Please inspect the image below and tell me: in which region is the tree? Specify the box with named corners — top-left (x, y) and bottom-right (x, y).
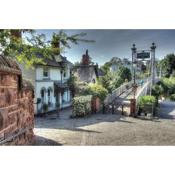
top-left (112, 66), bottom-right (132, 89)
top-left (0, 29), bottom-right (95, 68)
top-left (158, 54), bottom-right (175, 77)
top-left (100, 62), bottom-right (111, 74)
top-left (98, 71), bottom-right (113, 93)
top-left (51, 30), bottom-right (95, 54)
top-left (0, 30), bottom-right (54, 67)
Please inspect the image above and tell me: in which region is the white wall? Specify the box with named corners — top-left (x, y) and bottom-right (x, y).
top-left (50, 68), bottom-right (61, 81)
top-left (36, 67), bottom-right (44, 80)
top-left (35, 81), bottom-right (54, 102)
top-left (35, 65), bottom-right (72, 113)
top-left (36, 66), bottom-right (71, 81)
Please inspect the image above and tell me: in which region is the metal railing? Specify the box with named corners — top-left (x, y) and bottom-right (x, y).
top-left (104, 80), bottom-right (133, 105)
top-left (135, 77), bottom-right (160, 106)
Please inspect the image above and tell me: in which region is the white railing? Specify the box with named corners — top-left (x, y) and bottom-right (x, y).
top-left (104, 81), bottom-right (133, 105)
top-left (135, 77), bottom-right (160, 105)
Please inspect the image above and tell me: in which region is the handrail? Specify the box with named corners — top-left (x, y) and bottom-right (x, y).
top-left (104, 80), bottom-right (133, 105)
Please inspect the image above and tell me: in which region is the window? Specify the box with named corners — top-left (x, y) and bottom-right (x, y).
top-left (43, 68), bottom-right (49, 78)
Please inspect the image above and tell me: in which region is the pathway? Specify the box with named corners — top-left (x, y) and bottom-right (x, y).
top-left (34, 107), bottom-right (175, 145)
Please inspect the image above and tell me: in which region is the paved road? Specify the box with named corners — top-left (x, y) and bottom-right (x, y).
top-left (158, 100), bottom-right (175, 119)
top-left (34, 107), bottom-right (175, 146)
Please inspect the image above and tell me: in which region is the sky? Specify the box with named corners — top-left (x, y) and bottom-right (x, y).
top-left (36, 29), bottom-right (175, 65)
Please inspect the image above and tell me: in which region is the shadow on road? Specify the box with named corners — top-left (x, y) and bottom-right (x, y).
top-left (34, 135), bottom-right (62, 146)
top-left (35, 108), bottom-right (134, 132)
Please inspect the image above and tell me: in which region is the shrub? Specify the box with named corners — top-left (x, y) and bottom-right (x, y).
top-left (83, 83), bottom-right (108, 101)
top-left (160, 77), bottom-right (175, 95)
top-left (138, 95), bottom-right (156, 108)
top-left (72, 95), bottom-right (92, 117)
top-left (170, 94), bottom-right (175, 101)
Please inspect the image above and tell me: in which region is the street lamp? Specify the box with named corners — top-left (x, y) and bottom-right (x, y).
top-left (130, 44), bottom-right (137, 117)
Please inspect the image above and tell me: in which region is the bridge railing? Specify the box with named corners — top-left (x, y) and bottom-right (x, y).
top-left (135, 77), bottom-right (160, 107)
top-left (104, 80), bottom-right (133, 105)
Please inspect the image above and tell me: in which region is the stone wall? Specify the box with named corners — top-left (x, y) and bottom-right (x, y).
top-left (0, 73), bottom-right (34, 145)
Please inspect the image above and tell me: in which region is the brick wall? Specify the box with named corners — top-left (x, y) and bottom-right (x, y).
top-left (0, 73), bottom-right (34, 145)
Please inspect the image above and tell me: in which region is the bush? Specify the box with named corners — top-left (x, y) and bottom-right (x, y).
top-left (83, 83), bottom-right (108, 101)
top-left (170, 94), bottom-right (175, 101)
top-left (160, 77), bottom-right (175, 96)
top-left (72, 95), bottom-right (92, 117)
top-left (138, 96), bottom-right (156, 108)
top-left (138, 96), bottom-right (156, 115)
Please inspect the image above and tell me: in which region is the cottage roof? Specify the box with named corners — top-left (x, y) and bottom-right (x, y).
top-left (36, 54), bottom-right (73, 68)
top-left (0, 55), bottom-right (21, 75)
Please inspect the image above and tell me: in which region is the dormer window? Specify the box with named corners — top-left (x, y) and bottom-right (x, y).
top-left (43, 68), bottom-right (49, 79)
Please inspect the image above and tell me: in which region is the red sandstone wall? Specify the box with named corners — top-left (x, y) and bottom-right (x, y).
top-left (0, 73), bottom-right (34, 145)
top-left (91, 97), bottom-right (101, 113)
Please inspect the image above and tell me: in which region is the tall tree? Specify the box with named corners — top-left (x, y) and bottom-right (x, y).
top-left (0, 29), bottom-right (55, 68)
top-left (159, 54), bottom-right (175, 77)
top-left (51, 30), bottom-right (95, 54)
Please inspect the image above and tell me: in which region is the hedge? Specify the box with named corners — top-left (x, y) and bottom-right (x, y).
top-left (72, 95), bottom-right (92, 117)
top-left (138, 95), bottom-right (156, 115)
top-left (138, 95), bottom-right (156, 108)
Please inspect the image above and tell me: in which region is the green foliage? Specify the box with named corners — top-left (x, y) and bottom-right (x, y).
top-left (0, 29), bottom-right (95, 68)
top-left (100, 62), bottom-right (111, 74)
top-left (83, 83), bottom-right (108, 101)
top-left (158, 54), bottom-right (175, 77)
top-left (138, 96), bottom-right (156, 108)
top-left (98, 71), bottom-right (113, 93)
top-left (72, 95), bottom-right (92, 117)
top-left (170, 94), bottom-right (175, 101)
top-left (112, 66), bottom-right (132, 89)
top-left (152, 84), bottom-right (164, 97)
top-left (0, 30), bottom-right (53, 68)
top-left (51, 30), bottom-right (95, 50)
top-left (160, 77), bottom-right (175, 96)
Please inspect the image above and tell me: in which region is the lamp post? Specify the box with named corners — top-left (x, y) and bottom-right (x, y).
top-left (130, 44), bottom-right (137, 117)
top-left (150, 42), bottom-right (156, 95)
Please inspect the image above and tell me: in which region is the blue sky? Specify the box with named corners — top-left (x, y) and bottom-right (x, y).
top-left (35, 29), bottom-right (175, 65)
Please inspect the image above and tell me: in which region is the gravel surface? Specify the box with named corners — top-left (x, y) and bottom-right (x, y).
top-left (34, 103), bottom-right (175, 146)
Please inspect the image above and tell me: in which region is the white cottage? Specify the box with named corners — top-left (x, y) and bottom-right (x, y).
top-left (20, 54), bottom-right (72, 114)
top-left (35, 55), bottom-right (72, 114)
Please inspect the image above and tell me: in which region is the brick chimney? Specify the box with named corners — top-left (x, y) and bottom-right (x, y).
top-left (82, 49), bottom-right (90, 65)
